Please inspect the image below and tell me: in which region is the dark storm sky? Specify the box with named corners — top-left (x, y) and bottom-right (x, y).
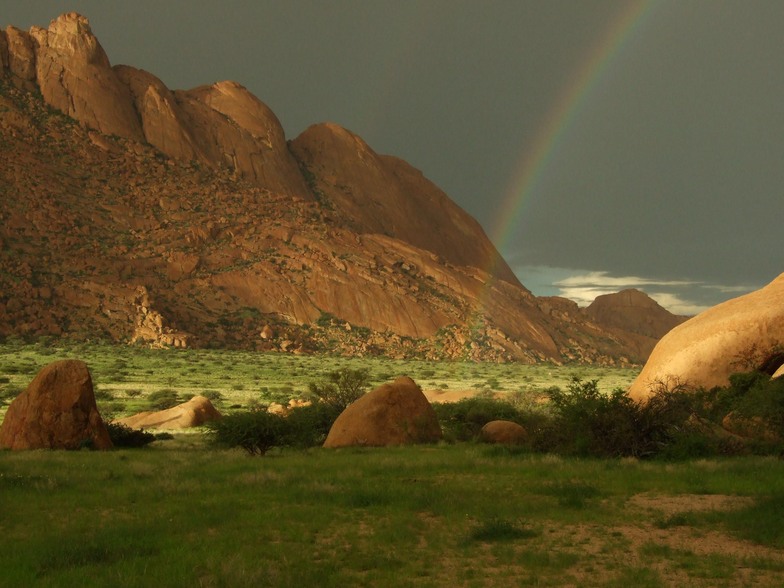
top-left (4, 1), bottom-right (782, 314)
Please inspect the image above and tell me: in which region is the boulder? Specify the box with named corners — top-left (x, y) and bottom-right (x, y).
top-left (0, 359), bottom-right (112, 450)
top-left (115, 395), bottom-right (221, 429)
top-left (629, 273), bottom-right (784, 401)
top-left (479, 420), bottom-right (527, 445)
top-left (323, 376), bottom-right (442, 448)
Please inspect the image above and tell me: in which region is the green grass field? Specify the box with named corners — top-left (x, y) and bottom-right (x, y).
top-left (4, 342), bottom-right (784, 586)
top-left (3, 443), bottom-right (784, 587)
top-left (0, 340), bottom-right (639, 420)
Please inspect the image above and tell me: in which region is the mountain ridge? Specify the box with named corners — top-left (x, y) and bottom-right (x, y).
top-left (0, 13), bottom-right (686, 364)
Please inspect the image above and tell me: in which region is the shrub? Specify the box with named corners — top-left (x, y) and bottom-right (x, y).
top-left (0, 384), bottom-right (22, 399)
top-left (105, 423), bottom-right (156, 448)
top-left (541, 377), bottom-right (697, 459)
top-left (201, 390), bottom-right (224, 403)
top-left (282, 402), bottom-right (342, 448)
top-left (93, 388), bottom-right (115, 401)
top-left (146, 389), bottom-right (180, 411)
top-left (308, 368), bottom-right (370, 411)
top-left (207, 409), bottom-right (288, 455)
top-left (433, 397), bottom-right (526, 442)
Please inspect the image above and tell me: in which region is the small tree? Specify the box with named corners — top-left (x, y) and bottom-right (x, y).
top-left (308, 368), bottom-right (370, 411)
top-left (207, 409), bottom-right (287, 455)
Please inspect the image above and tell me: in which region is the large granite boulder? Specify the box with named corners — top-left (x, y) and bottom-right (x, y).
top-left (323, 376), bottom-right (442, 448)
top-left (0, 359), bottom-right (112, 450)
top-left (629, 273), bottom-right (784, 401)
top-left (115, 395), bottom-right (221, 430)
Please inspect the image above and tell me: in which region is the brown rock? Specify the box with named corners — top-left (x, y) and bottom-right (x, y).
top-left (629, 273), bottom-right (784, 401)
top-left (0, 359), bottom-right (112, 450)
top-left (583, 289), bottom-right (687, 340)
top-left (479, 420), bottom-right (527, 445)
top-left (289, 122), bottom-right (520, 286)
top-left (114, 65), bottom-right (203, 162)
top-left (323, 376), bottom-right (442, 448)
top-left (5, 26), bottom-right (37, 82)
top-left (175, 81), bottom-right (312, 197)
top-left (116, 395), bottom-right (221, 430)
top-left (30, 13), bottom-right (144, 140)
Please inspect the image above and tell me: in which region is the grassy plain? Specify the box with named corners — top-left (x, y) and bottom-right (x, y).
top-left (0, 340), bottom-right (639, 420)
top-left (3, 343), bottom-right (784, 586)
top-left (3, 444), bottom-right (784, 586)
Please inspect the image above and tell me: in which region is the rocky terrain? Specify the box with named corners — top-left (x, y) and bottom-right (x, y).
top-left (0, 13), bottom-right (686, 364)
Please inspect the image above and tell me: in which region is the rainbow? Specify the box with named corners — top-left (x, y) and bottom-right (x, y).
top-left (489, 0), bottom-right (658, 273)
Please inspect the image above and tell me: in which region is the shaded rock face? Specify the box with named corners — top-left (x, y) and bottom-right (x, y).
top-left (176, 82), bottom-right (312, 196)
top-left (0, 359), bottom-right (112, 450)
top-left (583, 289), bottom-right (687, 340)
top-left (629, 273), bottom-right (784, 401)
top-left (323, 376), bottom-right (442, 448)
top-left (479, 420), bottom-right (527, 445)
top-left (0, 29), bottom-right (10, 71)
top-left (114, 65), bottom-right (203, 163)
top-left (289, 123), bottom-right (520, 285)
top-left (115, 395), bottom-right (222, 430)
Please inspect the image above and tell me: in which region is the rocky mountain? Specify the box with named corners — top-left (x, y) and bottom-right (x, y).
top-left (0, 13), bottom-right (686, 364)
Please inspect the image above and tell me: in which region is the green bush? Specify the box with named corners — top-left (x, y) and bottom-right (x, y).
top-left (146, 389), bottom-right (180, 411)
top-left (281, 402), bottom-right (342, 448)
top-left (539, 377), bottom-right (697, 459)
top-left (207, 409), bottom-right (288, 455)
top-left (105, 423), bottom-right (156, 448)
top-left (201, 390), bottom-right (224, 403)
top-left (432, 397), bottom-right (526, 442)
top-left (308, 367), bottom-right (370, 411)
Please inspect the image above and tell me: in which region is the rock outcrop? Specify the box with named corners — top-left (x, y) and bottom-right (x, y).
top-left (479, 420), bottom-right (528, 445)
top-left (323, 377), bottom-right (442, 448)
top-left (114, 65), bottom-right (203, 162)
top-left (629, 273), bottom-right (784, 401)
top-left (175, 81), bottom-right (313, 195)
top-left (116, 395), bottom-right (222, 430)
top-left (30, 13), bottom-right (144, 140)
top-left (4, 26), bottom-right (37, 85)
top-left (289, 122), bottom-right (519, 284)
top-left (583, 289), bottom-right (686, 340)
top-left (0, 359), bottom-right (112, 450)
top-left (0, 12), bottom-right (687, 365)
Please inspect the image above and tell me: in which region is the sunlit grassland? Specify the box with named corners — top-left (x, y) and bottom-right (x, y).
top-left (2, 445), bottom-right (784, 587)
top-left (0, 341), bottom-right (639, 420)
top-left (3, 343), bottom-right (784, 585)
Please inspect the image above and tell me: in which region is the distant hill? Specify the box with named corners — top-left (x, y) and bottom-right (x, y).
top-left (0, 13), bottom-right (686, 364)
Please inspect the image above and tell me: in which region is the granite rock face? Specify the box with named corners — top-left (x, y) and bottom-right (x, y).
top-left (629, 273), bottom-right (784, 401)
top-left (29, 13), bottom-right (144, 140)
